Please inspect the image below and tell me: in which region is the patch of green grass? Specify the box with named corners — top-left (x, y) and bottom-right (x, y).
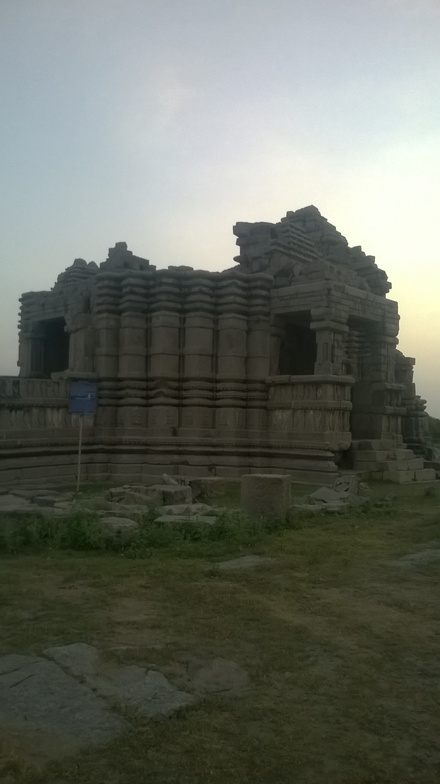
top-left (0, 510), bottom-right (107, 554)
top-left (1, 484), bottom-right (440, 783)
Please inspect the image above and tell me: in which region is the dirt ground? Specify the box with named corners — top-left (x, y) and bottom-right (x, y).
top-left (1, 482), bottom-right (440, 784)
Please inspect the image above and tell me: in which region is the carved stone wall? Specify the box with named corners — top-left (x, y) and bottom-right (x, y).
top-left (0, 207), bottom-right (430, 485)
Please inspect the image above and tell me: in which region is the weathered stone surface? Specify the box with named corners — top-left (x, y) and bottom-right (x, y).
top-left (44, 643), bottom-right (194, 718)
top-left (189, 477), bottom-right (236, 500)
top-left (100, 516), bottom-right (138, 541)
top-left (309, 487), bottom-right (343, 504)
top-left (105, 486), bottom-right (155, 506)
top-left (149, 485), bottom-right (193, 505)
top-left (161, 473), bottom-right (181, 486)
top-left (214, 555), bottom-right (275, 571)
top-left (0, 494), bottom-right (32, 511)
top-left (159, 503), bottom-right (212, 516)
top-left (240, 474), bottom-right (291, 521)
top-left (0, 653), bottom-right (126, 757)
top-left (397, 548), bottom-right (440, 567)
top-left (154, 515), bottom-right (218, 526)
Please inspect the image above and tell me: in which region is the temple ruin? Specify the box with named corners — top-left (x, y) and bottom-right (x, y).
top-left (0, 205), bottom-right (434, 485)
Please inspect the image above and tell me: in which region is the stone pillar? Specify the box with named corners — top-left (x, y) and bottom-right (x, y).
top-left (368, 319), bottom-right (403, 441)
top-left (311, 308), bottom-right (349, 375)
top-left (65, 314), bottom-right (94, 374)
top-left (180, 271), bottom-right (216, 433)
top-left (215, 271), bottom-right (248, 435)
top-left (147, 269), bottom-right (182, 435)
top-left (29, 328), bottom-right (46, 378)
top-left (245, 274), bottom-right (272, 432)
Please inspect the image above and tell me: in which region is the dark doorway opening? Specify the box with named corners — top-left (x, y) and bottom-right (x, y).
top-left (41, 318), bottom-right (69, 377)
top-left (277, 313), bottom-right (316, 375)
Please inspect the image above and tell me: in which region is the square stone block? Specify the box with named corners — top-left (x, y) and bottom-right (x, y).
top-left (240, 474), bottom-right (291, 521)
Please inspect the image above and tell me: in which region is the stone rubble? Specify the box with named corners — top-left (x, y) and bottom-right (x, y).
top-left (293, 474), bottom-right (371, 513)
top-left (0, 479), bottom-right (225, 542)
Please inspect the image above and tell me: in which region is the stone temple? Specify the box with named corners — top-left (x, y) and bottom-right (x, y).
top-left (0, 206), bottom-right (434, 485)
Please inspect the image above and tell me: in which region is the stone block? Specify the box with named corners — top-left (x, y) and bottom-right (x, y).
top-left (240, 474), bottom-right (291, 521)
top-left (154, 515), bottom-right (217, 526)
top-left (414, 468), bottom-right (437, 482)
top-left (408, 458), bottom-right (425, 470)
top-left (391, 449), bottom-right (411, 461)
top-left (100, 516), bottom-right (139, 542)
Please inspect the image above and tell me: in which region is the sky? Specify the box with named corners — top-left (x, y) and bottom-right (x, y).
top-left (1, 0), bottom-right (439, 415)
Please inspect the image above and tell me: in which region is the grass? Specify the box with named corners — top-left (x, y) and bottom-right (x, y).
top-left (1, 482), bottom-right (440, 783)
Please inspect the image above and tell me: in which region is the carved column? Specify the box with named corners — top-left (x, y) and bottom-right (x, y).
top-left (147, 269), bottom-right (182, 435)
top-left (215, 271), bottom-right (248, 435)
top-left (180, 270), bottom-right (216, 433)
top-left (245, 273), bottom-right (272, 432)
top-left (116, 270), bottom-right (151, 429)
top-left (93, 272), bottom-right (121, 427)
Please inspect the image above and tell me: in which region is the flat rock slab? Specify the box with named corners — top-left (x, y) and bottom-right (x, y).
top-left (171, 652), bottom-right (249, 694)
top-left (214, 555), bottom-right (275, 571)
top-left (45, 643), bottom-right (194, 718)
top-left (0, 643), bottom-right (195, 763)
top-left (0, 653), bottom-right (126, 759)
top-left (159, 503), bottom-right (212, 516)
top-left (397, 548), bottom-right (440, 567)
top-left (154, 515), bottom-right (218, 526)
top-left (0, 494), bottom-right (32, 511)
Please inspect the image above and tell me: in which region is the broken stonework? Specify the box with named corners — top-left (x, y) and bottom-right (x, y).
top-left (293, 481), bottom-right (370, 513)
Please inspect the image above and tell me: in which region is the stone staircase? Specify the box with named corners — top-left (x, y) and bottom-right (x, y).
top-left (352, 440), bottom-right (437, 483)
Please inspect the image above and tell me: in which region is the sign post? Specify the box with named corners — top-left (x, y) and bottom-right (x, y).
top-left (69, 380), bottom-right (98, 492)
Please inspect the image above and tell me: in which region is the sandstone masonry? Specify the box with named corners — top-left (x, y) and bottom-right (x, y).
top-left (0, 206), bottom-right (433, 485)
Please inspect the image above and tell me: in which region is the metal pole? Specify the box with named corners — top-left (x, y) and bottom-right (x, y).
top-left (76, 414), bottom-right (84, 493)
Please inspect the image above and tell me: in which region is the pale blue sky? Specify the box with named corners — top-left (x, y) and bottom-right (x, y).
top-left (1, 0), bottom-right (439, 414)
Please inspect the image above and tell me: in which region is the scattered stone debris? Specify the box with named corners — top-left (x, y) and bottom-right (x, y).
top-left (293, 475), bottom-right (370, 513)
top-left (0, 481), bottom-right (226, 543)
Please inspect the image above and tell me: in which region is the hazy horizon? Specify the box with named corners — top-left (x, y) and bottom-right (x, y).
top-left (1, 0), bottom-right (439, 415)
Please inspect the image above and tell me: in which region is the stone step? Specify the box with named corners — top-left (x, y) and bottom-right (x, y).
top-left (414, 468), bottom-right (437, 482)
top-left (383, 458), bottom-right (424, 472)
top-left (383, 469), bottom-right (415, 483)
top-left (391, 449), bottom-right (415, 461)
top-left (354, 450), bottom-right (388, 463)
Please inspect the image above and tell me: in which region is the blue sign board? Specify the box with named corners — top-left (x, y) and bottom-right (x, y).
top-left (69, 380), bottom-right (98, 415)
